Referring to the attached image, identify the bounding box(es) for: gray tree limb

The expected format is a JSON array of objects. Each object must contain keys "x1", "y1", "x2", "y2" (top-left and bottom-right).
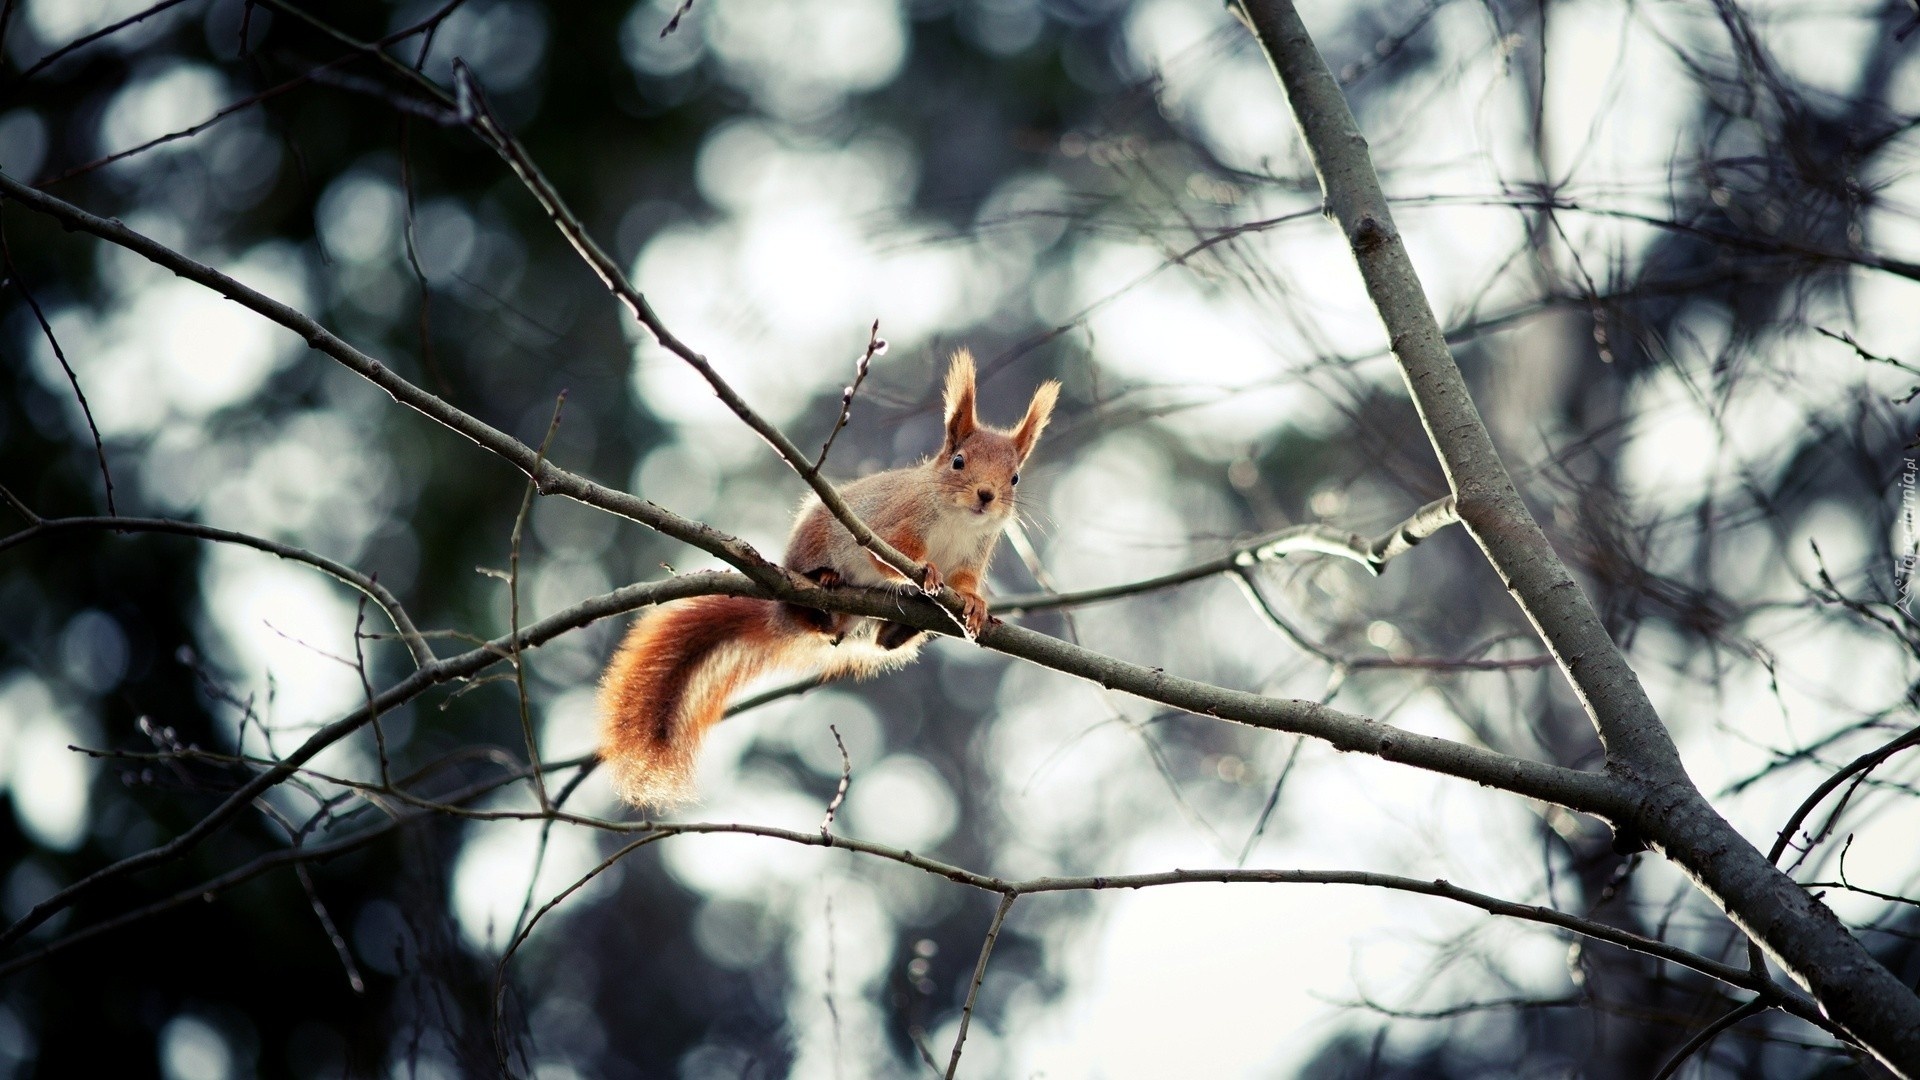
[{"x1": 1231, "y1": 0, "x2": 1920, "y2": 1070}]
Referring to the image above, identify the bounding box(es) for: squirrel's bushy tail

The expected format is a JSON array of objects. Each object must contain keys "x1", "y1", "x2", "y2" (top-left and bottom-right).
[{"x1": 597, "y1": 596, "x2": 792, "y2": 808}]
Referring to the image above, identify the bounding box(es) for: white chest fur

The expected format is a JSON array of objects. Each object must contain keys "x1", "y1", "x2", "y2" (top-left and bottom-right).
[
  {"x1": 922, "y1": 508, "x2": 1003, "y2": 573},
  {"x1": 833, "y1": 507, "x2": 1004, "y2": 589}
]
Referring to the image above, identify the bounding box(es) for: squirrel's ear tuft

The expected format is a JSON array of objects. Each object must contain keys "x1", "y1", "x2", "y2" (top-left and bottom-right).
[
  {"x1": 1011, "y1": 379, "x2": 1060, "y2": 461},
  {"x1": 943, "y1": 348, "x2": 978, "y2": 451}
]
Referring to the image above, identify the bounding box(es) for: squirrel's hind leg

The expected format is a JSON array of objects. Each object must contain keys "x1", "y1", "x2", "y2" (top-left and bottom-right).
[
  {"x1": 876, "y1": 621, "x2": 926, "y2": 651},
  {"x1": 784, "y1": 565, "x2": 850, "y2": 640}
]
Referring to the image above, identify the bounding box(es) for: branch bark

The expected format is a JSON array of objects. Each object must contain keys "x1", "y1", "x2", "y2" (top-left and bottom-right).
[
  {"x1": 1231, "y1": 0, "x2": 1920, "y2": 1070},
  {"x1": 995, "y1": 494, "x2": 1457, "y2": 614}
]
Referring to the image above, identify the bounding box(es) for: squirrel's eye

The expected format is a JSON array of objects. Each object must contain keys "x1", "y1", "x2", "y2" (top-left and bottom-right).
[
  {"x1": 951, "y1": 453, "x2": 965, "y2": 470},
  {"x1": 1011, "y1": 472, "x2": 1020, "y2": 487}
]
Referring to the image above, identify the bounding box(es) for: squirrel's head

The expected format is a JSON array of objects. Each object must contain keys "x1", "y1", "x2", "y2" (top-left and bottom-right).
[{"x1": 932, "y1": 348, "x2": 1059, "y2": 521}]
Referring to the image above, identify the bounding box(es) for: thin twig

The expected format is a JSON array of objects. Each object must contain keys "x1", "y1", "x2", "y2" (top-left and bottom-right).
[
  {"x1": 946, "y1": 893, "x2": 1016, "y2": 1079},
  {"x1": 1237, "y1": 736, "x2": 1303, "y2": 867},
  {"x1": 0, "y1": 219, "x2": 115, "y2": 514},
  {"x1": 509, "y1": 393, "x2": 568, "y2": 814},
  {"x1": 1768, "y1": 723, "x2": 1920, "y2": 872},
  {"x1": 11, "y1": 0, "x2": 193, "y2": 84},
  {"x1": 1, "y1": 515, "x2": 432, "y2": 667},
  {"x1": 294, "y1": 862, "x2": 367, "y2": 994},
  {"x1": 490, "y1": 831, "x2": 670, "y2": 1072},
  {"x1": 0, "y1": 483, "x2": 37, "y2": 525},
  {"x1": 823, "y1": 895, "x2": 844, "y2": 1077},
  {"x1": 820, "y1": 724, "x2": 852, "y2": 834},
  {"x1": 1815, "y1": 326, "x2": 1920, "y2": 377},
  {"x1": 813, "y1": 320, "x2": 887, "y2": 475},
  {"x1": 1800, "y1": 834, "x2": 1920, "y2": 910},
  {"x1": 660, "y1": 0, "x2": 696, "y2": 37},
  {"x1": 0, "y1": 171, "x2": 795, "y2": 595},
  {"x1": 994, "y1": 495, "x2": 1458, "y2": 615},
  {"x1": 39, "y1": 60, "x2": 361, "y2": 186},
  {"x1": 0, "y1": 759, "x2": 553, "y2": 979},
  {"x1": 0, "y1": 570, "x2": 754, "y2": 952},
  {"x1": 397, "y1": 116, "x2": 453, "y2": 396},
  {"x1": 1650, "y1": 998, "x2": 1768, "y2": 1080},
  {"x1": 448, "y1": 64, "x2": 933, "y2": 591},
  {"x1": 351, "y1": 591, "x2": 392, "y2": 789}
]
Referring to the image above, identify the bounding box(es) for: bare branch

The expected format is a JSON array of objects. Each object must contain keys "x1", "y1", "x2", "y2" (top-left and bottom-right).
[
  {"x1": 0, "y1": 483, "x2": 37, "y2": 525},
  {"x1": 1768, "y1": 723, "x2": 1920, "y2": 872},
  {"x1": 10, "y1": 0, "x2": 193, "y2": 85},
  {"x1": 452, "y1": 67, "x2": 928, "y2": 577},
  {"x1": 1, "y1": 515, "x2": 433, "y2": 668},
  {"x1": 432, "y1": 812, "x2": 1834, "y2": 1032},
  {"x1": 813, "y1": 320, "x2": 887, "y2": 475},
  {"x1": 945, "y1": 893, "x2": 1015, "y2": 1079},
  {"x1": 1, "y1": 219, "x2": 115, "y2": 514},
  {"x1": 995, "y1": 495, "x2": 1459, "y2": 615},
  {"x1": 1650, "y1": 998, "x2": 1769, "y2": 1080},
  {"x1": 1230, "y1": 1, "x2": 1920, "y2": 1067},
  {"x1": 819, "y1": 723, "x2": 851, "y2": 834},
  {"x1": 509, "y1": 394, "x2": 568, "y2": 814},
  {"x1": 660, "y1": 0, "x2": 695, "y2": 38},
  {"x1": 0, "y1": 171, "x2": 795, "y2": 595},
  {"x1": 0, "y1": 570, "x2": 753, "y2": 951}
]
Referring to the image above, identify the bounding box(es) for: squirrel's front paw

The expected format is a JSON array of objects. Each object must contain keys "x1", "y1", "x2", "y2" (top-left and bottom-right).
[
  {"x1": 918, "y1": 562, "x2": 944, "y2": 595},
  {"x1": 959, "y1": 592, "x2": 989, "y2": 639}
]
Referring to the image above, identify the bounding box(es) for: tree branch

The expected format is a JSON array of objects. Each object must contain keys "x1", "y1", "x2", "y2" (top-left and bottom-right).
[
  {"x1": 1230, "y1": 1, "x2": 1920, "y2": 1070},
  {"x1": 0, "y1": 570, "x2": 753, "y2": 951},
  {"x1": 995, "y1": 495, "x2": 1457, "y2": 615},
  {"x1": 946, "y1": 892, "x2": 1015, "y2": 1079},
  {"x1": 0, "y1": 171, "x2": 795, "y2": 594},
  {"x1": 449, "y1": 65, "x2": 932, "y2": 590},
  {"x1": 1, "y1": 515, "x2": 433, "y2": 668}
]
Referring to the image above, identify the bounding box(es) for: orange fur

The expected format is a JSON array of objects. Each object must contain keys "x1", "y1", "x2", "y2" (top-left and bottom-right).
[
  {"x1": 600, "y1": 349, "x2": 1062, "y2": 808},
  {"x1": 597, "y1": 596, "x2": 790, "y2": 807}
]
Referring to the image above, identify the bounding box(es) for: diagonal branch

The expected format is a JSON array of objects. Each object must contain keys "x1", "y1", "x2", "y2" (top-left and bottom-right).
[
  {"x1": 946, "y1": 893, "x2": 1015, "y2": 1079},
  {"x1": 1, "y1": 220, "x2": 115, "y2": 514},
  {"x1": 430, "y1": 812, "x2": 1837, "y2": 1034},
  {"x1": 450, "y1": 65, "x2": 929, "y2": 589},
  {"x1": 0, "y1": 170, "x2": 795, "y2": 595},
  {"x1": 1230, "y1": 1, "x2": 1920, "y2": 1070}
]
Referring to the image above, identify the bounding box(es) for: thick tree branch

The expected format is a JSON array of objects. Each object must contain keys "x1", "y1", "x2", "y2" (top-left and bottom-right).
[
  {"x1": 0, "y1": 548, "x2": 1616, "y2": 956},
  {"x1": 1231, "y1": 1, "x2": 1920, "y2": 1070}
]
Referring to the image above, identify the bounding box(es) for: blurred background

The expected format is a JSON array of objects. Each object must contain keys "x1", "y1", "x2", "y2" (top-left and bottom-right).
[{"x1": 3, "y1": 0, "x2": 1919, "y2": 1076}]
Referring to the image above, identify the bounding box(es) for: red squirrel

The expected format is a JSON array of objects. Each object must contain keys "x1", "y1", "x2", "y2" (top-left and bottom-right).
[{"x1": 597, "y1": 350, "x2": 1060, "y2": 807}]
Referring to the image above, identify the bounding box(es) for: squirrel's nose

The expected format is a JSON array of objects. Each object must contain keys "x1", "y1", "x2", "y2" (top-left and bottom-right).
[{"x1": 976, "y1": 488, "x2": 995, "y2": 505}]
